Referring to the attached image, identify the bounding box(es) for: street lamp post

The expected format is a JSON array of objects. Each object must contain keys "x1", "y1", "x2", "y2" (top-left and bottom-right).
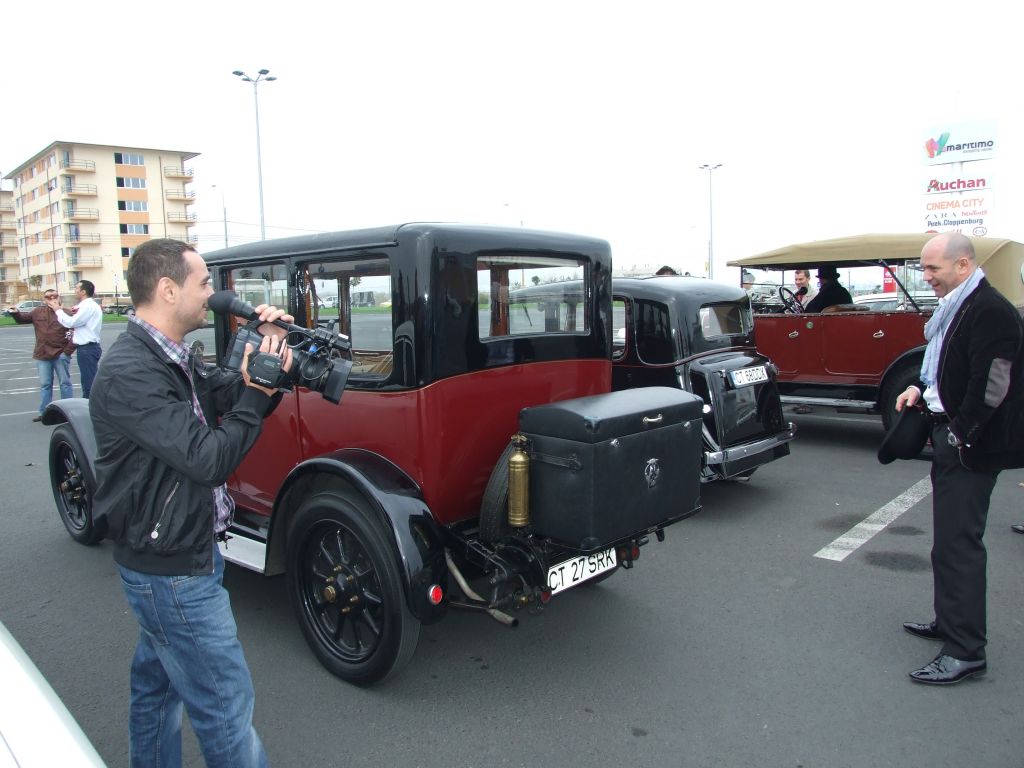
[
  {"x1": 698, "y1": 163, "x2": 722, "y2": 280},
  {"x1": 211, "y1": 184, "x2": 229, "y2": 248},
  {"x1": 232, "y1": 69, "x2": 277, "y2": 241}
]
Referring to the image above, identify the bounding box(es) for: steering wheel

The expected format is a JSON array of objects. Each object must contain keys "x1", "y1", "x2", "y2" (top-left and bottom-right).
[{"x1": 778, "y1": 286, "x2": 803, "y2": 314}]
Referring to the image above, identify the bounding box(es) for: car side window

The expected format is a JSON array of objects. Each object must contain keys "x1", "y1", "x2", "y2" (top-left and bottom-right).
[
  {"x1": 612, "y1": 298, "x2": 628, "y2": 360},
  {"x1": 298, "y1": 256, "x2": 394, "y2": 384},
  {"x1": 634, "y1": 300, "x2": 676, "y2": 365},
  {"x1": 225, "y1": 263, "x2": 289, "y2": 341},
  {"x1": 478, "y1": 254, "x2": 587, "y2": 339}
]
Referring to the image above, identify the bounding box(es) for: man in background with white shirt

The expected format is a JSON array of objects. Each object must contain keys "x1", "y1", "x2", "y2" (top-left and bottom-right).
[{"x1": 56, "y1": 279, "x2": 104, "y2": 397}]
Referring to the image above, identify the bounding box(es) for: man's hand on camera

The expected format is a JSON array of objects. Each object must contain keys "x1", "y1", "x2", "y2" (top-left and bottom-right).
[
  {"x1": 251, "y1": 303, "x2": 295, "y2": 342},
  {"x1": 241, "y1": 333, "x2": 293, "y2": 395}
]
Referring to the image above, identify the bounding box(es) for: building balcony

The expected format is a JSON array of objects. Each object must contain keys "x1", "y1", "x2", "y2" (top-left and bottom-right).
[
  {"x1": 62, "y1": 184, "x2": 98, "y2": 197},
  {"x1": 164, "y1": 166, "x2": 194, "y2": 179},
  {"x1": 1, "y1": 253, "x2": 18, "y2": 265},
  {"x1": 68, "y1": 255, "x2": 104, "y2": 268},
  {"x1": 165, "y1": 189, "x2": 196, "y2": 202},
  {"x1": 0, "y1": 219, "x2": 15, "y2": 230},
  {"x1": 0, "y1": 235, "x2": 18, "y2": 247},
  {"x1": 60, "y1": 159, "x2": 96, "y2": 172},
  {"x1": 167, "y1": 212, "x2": 197, "y2": 223},
  {"x1": 0, "y1": 203, "x2": 14, "y2": 214},
  {"x1": 66, "y1": 208, "x2": 100, "y2": 221},
  {"x1": 67, "y1": 232, "x2": 101, "y2": 244},
  {"x1": 184, "y1": 234, "x2": 199, "y2": 244}
]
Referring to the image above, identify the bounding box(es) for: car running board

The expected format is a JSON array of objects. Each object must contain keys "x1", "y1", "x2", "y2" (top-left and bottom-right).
[
  {"x1": 217, "y1": 533, "x2": 267, "y2": 573},
  {"x1": 779, "y1": 395, "x2": 876, "y2": 409}
]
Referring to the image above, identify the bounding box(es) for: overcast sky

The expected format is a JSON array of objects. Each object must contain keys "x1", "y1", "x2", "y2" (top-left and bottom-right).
[{"x1": 4, "y1": 0, "x2": 1021, "y2": 280}]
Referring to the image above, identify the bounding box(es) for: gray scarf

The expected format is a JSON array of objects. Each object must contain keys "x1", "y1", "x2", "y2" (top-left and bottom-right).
[{"x1": 920, "y1": 267, "x2": 984, "y2": 387}]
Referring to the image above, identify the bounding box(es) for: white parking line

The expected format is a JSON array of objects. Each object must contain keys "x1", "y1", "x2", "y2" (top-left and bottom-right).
[{"x1": 814, "y1": 477, "x2": 932, "y2": 562}]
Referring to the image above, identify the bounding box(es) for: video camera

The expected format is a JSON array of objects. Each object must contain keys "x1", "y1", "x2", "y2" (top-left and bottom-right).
[{"x1": 209, "y1": 290, "x2": 353, "y2": 404}]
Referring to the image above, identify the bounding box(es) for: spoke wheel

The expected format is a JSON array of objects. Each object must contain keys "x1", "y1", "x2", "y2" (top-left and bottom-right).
[
  {"x1": 48, "y1": 424, "x2": 101, "y2": 545},
  {"x1": 287, "y1": 488, "x2": 419, "y2": 685}
]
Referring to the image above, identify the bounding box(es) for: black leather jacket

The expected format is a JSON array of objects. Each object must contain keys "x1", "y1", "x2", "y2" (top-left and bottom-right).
[
  {"x1": 928, "y1": 278, "x2": 1024, "y2": 470},
  {"x1": 90, "y1": 322, "x2": 274, "y2": 575}
]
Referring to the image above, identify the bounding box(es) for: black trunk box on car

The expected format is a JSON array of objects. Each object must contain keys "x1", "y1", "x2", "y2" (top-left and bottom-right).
[{"x1": 519, "y1": 386, "x2": 703, "y2": 551}]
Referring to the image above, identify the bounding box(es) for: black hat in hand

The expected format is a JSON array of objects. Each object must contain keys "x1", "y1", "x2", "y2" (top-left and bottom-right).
[{"x1": 878, "y1": 405, "x2": 931, "y2": 465}]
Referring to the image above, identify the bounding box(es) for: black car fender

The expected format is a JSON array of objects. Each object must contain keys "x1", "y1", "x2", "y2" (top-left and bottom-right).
[
  {"x1": 267, "y1": 448, "x2": 448, "y2": 623},
  {"x1": 41, "y1": 398, "x2": 98, "y2": 474}
]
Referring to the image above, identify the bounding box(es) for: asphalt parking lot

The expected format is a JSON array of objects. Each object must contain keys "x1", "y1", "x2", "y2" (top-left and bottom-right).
[{"x1": 1, "y1": 322, "x2": 1023, "y2": 768}]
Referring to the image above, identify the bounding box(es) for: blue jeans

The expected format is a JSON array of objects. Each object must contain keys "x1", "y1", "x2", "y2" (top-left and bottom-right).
[
  {"x1": 76, "y1": 342, "x2": 101, "y2": 398},
  {"x1": 36, "y1": 354, "x2": 73, "y2": 414},
  {"x1": 117, "y1": 548, "x2": 267, "y2": 768}
]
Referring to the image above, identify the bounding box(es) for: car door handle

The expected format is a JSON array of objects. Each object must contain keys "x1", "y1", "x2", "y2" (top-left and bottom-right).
[
  {"x1": 873, "y1": 331, "x2": 885, "y2": 338},
  {"x1": 643, "y1": 414, "x2": 663, "y2": 425},
  {"x1": 788, "y1": 331, "x2": 800, "y2": 339}
]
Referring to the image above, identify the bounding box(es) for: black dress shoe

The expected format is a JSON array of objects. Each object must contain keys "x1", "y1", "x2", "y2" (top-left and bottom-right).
[
  {"x1": 902, "y1": 620, "x2": 942, "y2": 640},
  {"x1": 1011, "y1": 524, "x2": 1024, "y2": 534},
  {"x1": 909, "y1": 654, "x2": 986, "y2": 685}
]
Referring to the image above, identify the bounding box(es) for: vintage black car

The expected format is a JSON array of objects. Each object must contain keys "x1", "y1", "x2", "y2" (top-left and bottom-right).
[
  {"x1": 510, "y1": 276, "x2": 795, "y2": 481},
  {"x1": 611, "y1": 276, "x2": 794, "y2": 480}
]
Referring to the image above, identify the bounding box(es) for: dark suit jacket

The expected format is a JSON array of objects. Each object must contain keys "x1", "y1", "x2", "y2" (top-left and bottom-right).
[{"x1": 804, "y1": 280, "x2": 853, "y2": 313}]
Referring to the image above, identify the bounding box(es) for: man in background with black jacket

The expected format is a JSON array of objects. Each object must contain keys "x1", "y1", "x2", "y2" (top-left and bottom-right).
[
  {"x1": 803, "y1": 265, "x2": 852, "y2": 312},
  {"x1": 90, "y1": 238, "x2": 292, "y2": 767},
  {"x1": 895, "y1": 232, "x2": 1024, "y2": 685}
]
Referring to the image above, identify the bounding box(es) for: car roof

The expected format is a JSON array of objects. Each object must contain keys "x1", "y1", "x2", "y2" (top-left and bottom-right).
[
  {"x1": 727, "y1": 234, "x2": 1024, "y2": 309},
  {"x1": 201, "y1": 222, "x2": 610, "y2": 267},
  {"x1": 613, "y1": 275, "x2": 747, "y2": 304}
]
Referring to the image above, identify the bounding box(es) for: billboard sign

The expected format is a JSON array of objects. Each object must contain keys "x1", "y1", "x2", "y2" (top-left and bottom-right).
[{"x1": 922, "y1": 120, "x2": 997, "y2": 165}]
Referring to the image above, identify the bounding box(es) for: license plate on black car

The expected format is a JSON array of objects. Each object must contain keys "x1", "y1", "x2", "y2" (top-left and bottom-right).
[
  {"x1": 730, "y1": 365, "x2": 768, "y2": 387},
  {"x1": 547, "y1": 548, "x2": 618, "y2": 595}
]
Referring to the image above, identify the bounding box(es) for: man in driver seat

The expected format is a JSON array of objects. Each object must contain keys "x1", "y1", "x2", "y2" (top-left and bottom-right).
[{"x1": 804, "y1": 265, "x2": 853, "y2": 312}]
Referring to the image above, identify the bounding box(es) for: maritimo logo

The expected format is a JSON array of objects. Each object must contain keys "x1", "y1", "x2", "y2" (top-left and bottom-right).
[
  {"x1": 925, "y1": 132, "x2": 994, "y2": 158},
  {"x1": 925, "y1": 133, "x2": 950, "y2": 158}
]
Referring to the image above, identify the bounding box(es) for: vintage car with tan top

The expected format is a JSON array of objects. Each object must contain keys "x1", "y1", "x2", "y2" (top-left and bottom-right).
[{"x1": 729, "y1": 234, "x2": 1024, "y2": 429}]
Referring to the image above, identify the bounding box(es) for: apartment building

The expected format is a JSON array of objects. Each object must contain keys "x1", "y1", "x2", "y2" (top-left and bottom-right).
[
  {"x1": 3, "y1": 141, "x2": 198, "y2": 303},
  {"x1": 0, "y1": 185, "x2": 17, "y2": 305}
]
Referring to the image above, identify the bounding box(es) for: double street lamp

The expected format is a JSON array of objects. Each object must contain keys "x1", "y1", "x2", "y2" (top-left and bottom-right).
[
  {"x1": 232, "y1": 68, "x2": 277, "y2": 241},
  {"x1": 698, "y1": 163, "x2": 722, "y2": 280}
]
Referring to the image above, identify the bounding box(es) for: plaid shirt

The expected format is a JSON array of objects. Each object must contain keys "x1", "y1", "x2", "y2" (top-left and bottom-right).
[{"x1": 130, "y1": 316, "x2": 235, "y2": 533}]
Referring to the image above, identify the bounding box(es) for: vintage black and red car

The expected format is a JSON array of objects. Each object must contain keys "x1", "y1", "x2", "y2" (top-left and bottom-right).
[
  {"x1": 729, "y1": 233, "x2": 1024, "y2": 429},
  {"x1": 45, "y1": 223, "x2": 710, "y2": 686}
]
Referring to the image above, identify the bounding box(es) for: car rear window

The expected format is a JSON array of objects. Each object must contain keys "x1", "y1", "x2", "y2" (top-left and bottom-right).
[{"x1": 699, "y1": 302, "x2": 751, "y2": 339}]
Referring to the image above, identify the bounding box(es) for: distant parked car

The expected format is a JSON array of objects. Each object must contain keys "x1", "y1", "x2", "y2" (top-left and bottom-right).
[
  {"x1": 853, "y1": 293, "x2": 938, "y2": 312},
  {"x1": 5, "y1": 300, "x2": 44, "y2": 324}
]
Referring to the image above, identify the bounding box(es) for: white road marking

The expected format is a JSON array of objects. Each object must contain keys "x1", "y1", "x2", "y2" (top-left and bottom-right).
[{"x1": 814, "y1": 477, "x2": 932, "y2": 562}]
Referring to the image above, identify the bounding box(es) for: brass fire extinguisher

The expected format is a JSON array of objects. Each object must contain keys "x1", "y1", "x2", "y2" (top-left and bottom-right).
[{"x1": 507, "y1": 434, "x2": 530, "y2": 528}]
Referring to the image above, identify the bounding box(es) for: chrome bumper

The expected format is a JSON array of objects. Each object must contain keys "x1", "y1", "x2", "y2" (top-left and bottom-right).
[{"x1": 704, "y1": 422, "x2": 797, "y2": 466}]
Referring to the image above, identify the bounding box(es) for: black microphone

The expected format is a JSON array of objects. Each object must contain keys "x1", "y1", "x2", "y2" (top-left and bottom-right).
[{"x1": 207, "y1": 290, "x2": 308, "y2": 336}]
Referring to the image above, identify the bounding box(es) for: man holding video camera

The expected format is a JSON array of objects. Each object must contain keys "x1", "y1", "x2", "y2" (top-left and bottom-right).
[{"x1": 90, "y1": 238, "x2": 292, "y2": 768}]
